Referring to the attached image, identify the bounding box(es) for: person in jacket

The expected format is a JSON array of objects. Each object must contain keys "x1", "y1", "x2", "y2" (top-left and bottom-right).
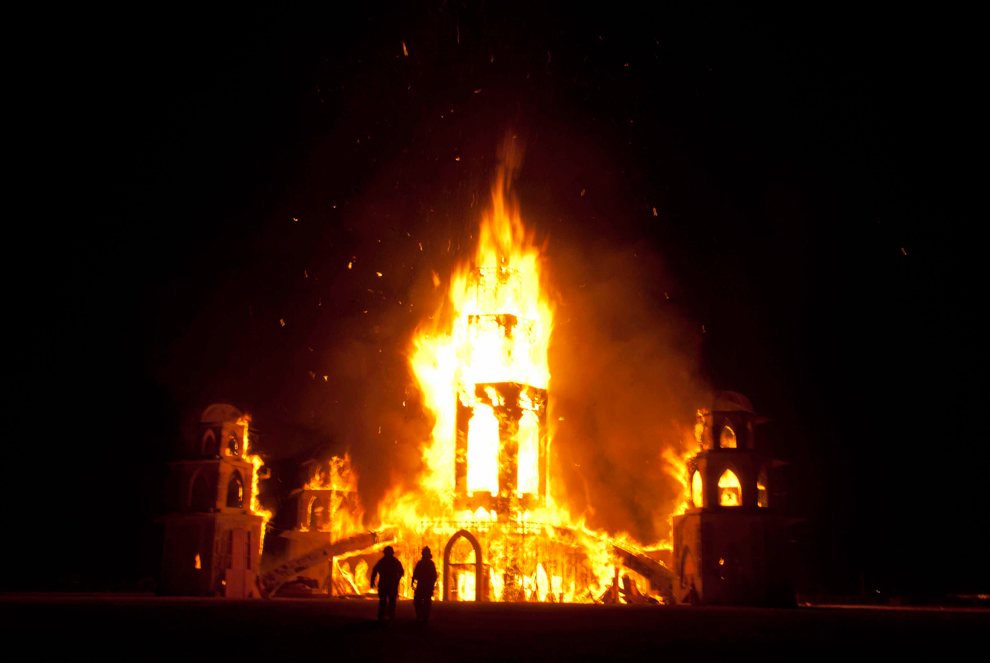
[
  {"x1": 412, "y1": 547, "x2": 438, "y2": 621},
  {"x1": 370, "y1": 546, "x2": 404, "y2": 622}
]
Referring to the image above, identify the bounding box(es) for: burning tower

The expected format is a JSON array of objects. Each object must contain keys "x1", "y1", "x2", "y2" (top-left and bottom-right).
[
  {"x1": 159, "y1": 404, "x2": 269, "y2": 597},
  {"x1": 672, "y1": 392, "x2": 792, "y2": 606}
]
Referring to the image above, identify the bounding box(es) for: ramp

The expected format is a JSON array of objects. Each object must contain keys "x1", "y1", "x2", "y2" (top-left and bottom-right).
[
  {"x1": 257, "y1": 528, "x2": 395, "y2": 598},
  {"x1": 612, "y1": 544, "x2": 675, "y2": 602}
]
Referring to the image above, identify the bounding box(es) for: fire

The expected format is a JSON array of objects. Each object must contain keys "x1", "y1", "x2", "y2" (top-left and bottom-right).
[
  {"x1": 298, "y1": 454, "x2": 365, "y2": 541},
  {"x1": 297, "y1": 140, "x2": 675, "y2": 604},
  {"x1": 718, "y1": 469, "x2": 741, "y2": 506},
  {"x1": 305, "y1": 454, "x2": 359, "y2": 492},
  {"x1": 238, "y1": 415, "x2": 272, "y2": 555},
  {"x1": 410, "y1": 142, "x2": 552, "y2": 505}
]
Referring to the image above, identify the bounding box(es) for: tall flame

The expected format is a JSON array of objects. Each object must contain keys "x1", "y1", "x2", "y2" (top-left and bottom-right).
[
  {"x1": 327, "y1": 142, "x2": 671, "y2": 604},
  {"x1": 238, "y1": 415, "x2": 272, "y2": 556},
  {"x1": 410, "y1": 142, "x2": 552, "y2": 503}
]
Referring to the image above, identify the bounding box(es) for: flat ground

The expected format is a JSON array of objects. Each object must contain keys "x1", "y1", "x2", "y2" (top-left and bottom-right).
[{"x1": 2, "y1": 595, "x2": 985, "y2": 661}]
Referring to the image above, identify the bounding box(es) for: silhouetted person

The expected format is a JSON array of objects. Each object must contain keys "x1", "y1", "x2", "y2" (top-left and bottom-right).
[
  {"x1": 412, "y1": 547, "x2": 438, "y2": 621},
  {"x1": 370, "y1": 546, "x2": 404, "y2": 622}
]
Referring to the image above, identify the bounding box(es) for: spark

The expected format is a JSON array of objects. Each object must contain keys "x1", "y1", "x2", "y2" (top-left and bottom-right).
[
  {"x1": 280, "y1": 319, "x2": 285, "y2": 327},
  {"x1": 376, "y1": 271, "x2": 383, "y2": 277},
  {"x1": 653, "y1": 207, "x2": 658, "y2": 217},
  {"x1": 401, "y1": 41, "x2": 408, "y2": 56}
]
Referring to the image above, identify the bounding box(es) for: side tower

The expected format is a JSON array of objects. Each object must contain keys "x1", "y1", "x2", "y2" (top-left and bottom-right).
[
  {"x1": 159, "y1": 404, "x2": 265, "y2": 597},
  {"x1": 672, "y1": 391, "x2": 792, "y2": 606}
]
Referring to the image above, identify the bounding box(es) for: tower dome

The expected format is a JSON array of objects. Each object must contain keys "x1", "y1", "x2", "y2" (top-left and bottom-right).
[
  {"x1": 200, "y1": 403, "x2": 244, "y2": 424},
  {"x1": 712, "y1": 391, "x2": 755, "y2": 414}
]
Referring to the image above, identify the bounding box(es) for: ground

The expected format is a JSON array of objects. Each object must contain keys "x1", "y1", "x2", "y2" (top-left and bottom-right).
[{"x1": 3, "y1": 595, "x2": 985, "y2": 661}]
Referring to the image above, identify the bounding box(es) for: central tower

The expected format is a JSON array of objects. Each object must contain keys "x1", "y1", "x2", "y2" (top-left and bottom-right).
[{"x1": 453, "y1": 265, "x2": 548, "y2": 516}]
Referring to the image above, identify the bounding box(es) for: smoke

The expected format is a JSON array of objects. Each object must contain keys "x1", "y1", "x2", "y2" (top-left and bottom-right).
[
  {"x1": 204, "y1": 116, "x2": 710, "y2": 547},
  {"x1": 546, "y1": 239, "x2": 709, "y2": 545},
  {"x1": 295, "y1": 135, "x2": 709, "y2": 546}
]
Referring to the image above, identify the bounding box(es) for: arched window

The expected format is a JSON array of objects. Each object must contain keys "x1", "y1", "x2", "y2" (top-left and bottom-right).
[
  {"x1": 227, "y1": 434, "x2": 241, "y2": 457},
  {"x1": 680, "y1": 547, "x2": 696, "y2": 589},
  {"x1": 201, "y1": 430, "x2": 218, "y2": 457},
  {"x1": 190, "y1": 471, "x2": 213, "y2": 511},
  {"x1": 757, "y1": 469, "x2": 768, "y2": 508},
  {"x1": 691, "y1": 470, "x2": 703, "y2": 508},
  {"x1": 226, "y1": 471, "x2": 244, "y2": 508},
  {"x1": 719, "y1": 424, "x2": 737, "y2": 449},
  {"x1": 310, "y1": 499, "x2": 325, "y2": 531},
  {"x1": 718, "y1": 469, "x2": 741, "y2": 506},
  {"x1": 466, "y1": 405, "x2": 499, "y2": 496}
]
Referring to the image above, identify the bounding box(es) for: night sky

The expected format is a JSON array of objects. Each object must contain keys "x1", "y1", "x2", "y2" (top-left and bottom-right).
[{"x1": 12, "y1": 3, "x2": 982, "y2": 597}]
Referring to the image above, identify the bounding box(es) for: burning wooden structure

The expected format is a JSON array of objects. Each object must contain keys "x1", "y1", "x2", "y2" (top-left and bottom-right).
[
  {"x1": 158, "y1": 144, "x2": 793, "y2": 606},
  {"x1": 672, "y1": 392, "x2": 793, "y2": 606},
  {"x1": 158, "y1": 404, "x2": 271, "y2": 597},
  {"x1": 261, "y1": 148, "x2": 675, "y2": 603}
]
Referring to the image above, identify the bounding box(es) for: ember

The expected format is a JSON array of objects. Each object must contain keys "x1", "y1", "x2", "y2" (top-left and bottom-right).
[{"x1": 259, "y1": 140, "x2": 674, "y2": 604}]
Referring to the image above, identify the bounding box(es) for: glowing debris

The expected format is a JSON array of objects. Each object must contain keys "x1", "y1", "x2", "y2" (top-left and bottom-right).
[
  {"x1": 653, "y1": 207, "x2": 658, "y2": 217},
  {"x1": 280, "y1": 319, "x2": 285, "y2": 327},
  {"x1": 401, "y1": 41, "x2": 408, "y2": 56}
]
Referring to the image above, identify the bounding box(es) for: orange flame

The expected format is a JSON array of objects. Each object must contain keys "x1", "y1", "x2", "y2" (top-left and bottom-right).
[
  {"x1": 287, "y1": 140, "x2": 676, "y2": 604},
  {"x1": 238, "y1": 415, "x2": 272, "y2": 555}
]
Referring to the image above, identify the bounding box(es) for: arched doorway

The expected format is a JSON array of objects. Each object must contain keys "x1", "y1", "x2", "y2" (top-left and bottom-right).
[{"x1": 443, "y1": 529, "x2": 483, "y2": 602}]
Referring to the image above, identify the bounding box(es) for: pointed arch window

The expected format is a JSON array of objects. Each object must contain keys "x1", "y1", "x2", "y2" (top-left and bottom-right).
[
  {"x1": 227, "y1": 434, "x2": 241, "y2": 457},
  {"x1": 310, "y1": 498, "x2": 325, "y2": 531},
  {"x1": 719, "y1": 424, "x2": 737, "y2": 449},
  {"x1": 680, "y1": 547, "x2": 696, "y2": 588},
  {"x1": 226, "y1": 471, "x2": 244, "y2": 508},
  {"x1": 757, "y1": 469, "x2": 768, "y2": 508},
  {"x1": 691, "y1": 470, "x2": 703, "y2": 508},
  {"x1": 190, "y1": 471, "x2": 213, "y2": 511},
  {"x1": 201, "y1": 430, "x2": 218, "y2": 457},
  {"x1": 718, "y1": 469, "x2": 741, "y2": 506}
]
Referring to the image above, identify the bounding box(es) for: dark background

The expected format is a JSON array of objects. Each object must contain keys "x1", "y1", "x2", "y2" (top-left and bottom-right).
[{"x1": 10, "y1": 3, "x2": 982, "y2": 598}]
